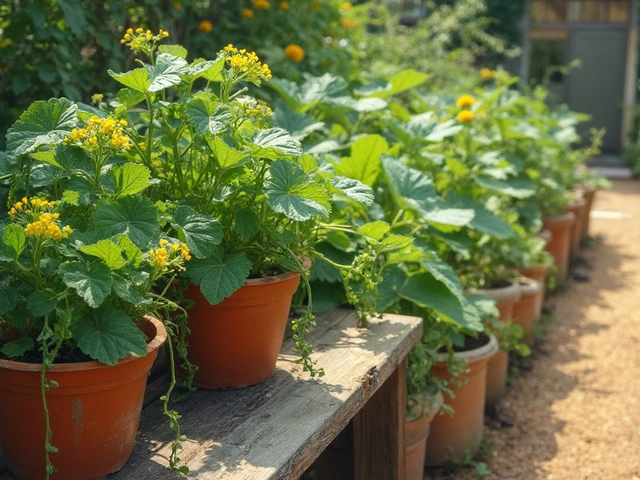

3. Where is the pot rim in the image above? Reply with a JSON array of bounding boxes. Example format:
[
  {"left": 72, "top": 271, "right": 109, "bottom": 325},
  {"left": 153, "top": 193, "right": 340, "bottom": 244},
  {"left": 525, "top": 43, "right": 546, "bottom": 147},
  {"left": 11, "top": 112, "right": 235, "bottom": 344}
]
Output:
[
  {"left": 475, "top": 280, "right": 521, "bottom": 305},
  {"left": 567, "top": 198, "right": 587, "bottom": 210},
  {"left": 438, "top": 334, "right": 499, "bottom": 363},
  {"left": 536, "top": 229, "right": 552, "bottom": 242},
  {"left": 516, "top": 276, "right": 541, "bottom": 296},
  {"left": 0, "top": 315, "right": 166, "bottom": 373},
  {"left": 242, "top": 269, "right": 301, "bottom": 286},
  {"left": 543, "top": 211, "right": 576, "bottom": 225},
  {"left": 518, "top": 263, "right": 550, "bottom": 273}
]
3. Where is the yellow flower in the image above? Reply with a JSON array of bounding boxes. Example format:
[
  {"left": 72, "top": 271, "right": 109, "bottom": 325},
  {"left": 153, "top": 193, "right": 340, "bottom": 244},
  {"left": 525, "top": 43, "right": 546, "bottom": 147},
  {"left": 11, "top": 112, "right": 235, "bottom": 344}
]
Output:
[
  {"left": 284, "top": 44, "right": 305, "bottom": 63},
  {"left": 220, "top": 45, "right": 272, "bottom": 80},
  {"left": 253, "top": 0, "right": 270, "bottom": 9},
  {"left": 341, "top": 2, "right": 352, "bottom": 9},
  {"left": 199, "top": 20, "right": 213, "bottom": 33},
  {"left": 65, "top": 115, "right": 132, "bottom": 152},
  {"left": 481, "top": 68, "right": 497, "bottom": 81},
  {"left": 280, "top": 1, "right": 289, "bottom": 9},
  {"left": 91, "top": 93, "right": 104, "bottom": 103},
  {"left": 456, "top": 95, "right": 476, "bottom": 109},
  {"left": 341, "top": 19, "right": 355, "bottom": 29},
  {"left": 457, "top": 110, "right": 475, "bottom": 123},
  {"left": 173, "top": 1, "right": 182, "bottom": 8},
  {"left": 240, "top": 9, "right": 254, "bottom": 18}
]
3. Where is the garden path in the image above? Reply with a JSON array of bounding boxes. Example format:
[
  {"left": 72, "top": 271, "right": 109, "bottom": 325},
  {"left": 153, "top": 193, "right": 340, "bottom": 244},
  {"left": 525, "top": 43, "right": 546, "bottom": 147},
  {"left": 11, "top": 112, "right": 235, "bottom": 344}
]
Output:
[{"left": 426, "top": 179, "right": 640, "bottom": 480}]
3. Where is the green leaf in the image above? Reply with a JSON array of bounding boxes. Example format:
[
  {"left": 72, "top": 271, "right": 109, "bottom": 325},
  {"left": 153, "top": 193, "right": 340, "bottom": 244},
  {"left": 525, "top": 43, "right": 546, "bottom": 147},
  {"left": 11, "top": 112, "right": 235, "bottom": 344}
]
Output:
[
  {"left": 334, "top": 134, "right": 389, "bottom": 187},
  {"left": 234, "top": 208, "right": 260, "bottom": 240},
  {"left": 184, "top": 57, "right": 225, "bottom": 81},
  {"left": 359, "top": 221, "right": 390, "bottom": 241},
  {"left": 112, "top": 274, "right": 146, "bottom": 305},
  {"left": 381, "top": 155, "right": 436, "bottom": 209},
  {"left": 421, "top": 257, "right": 465, "bottom": 302},
  {"left": 58, "top": 0, "right": 88, "bottom": 35},
  {"left": 475, "top": 177, "right": 536, "bottom": 199},
  {"left": 266, "top": 160, "right": 330, "bottom": 221},
  {"left": 117, "top": 235, "right": 143, "bottom": 267},
  {"left": 1, "top": 337, "right": 35, "bottom": 358},
  {"left": 250, "top": 128, "right": 303, "bottom": 159},
  {"left": 80, "top": 240, "right": 126, "bottom": 269},
  {"left": 146, "top": 53, "right": 189, "bottom": 92},
  {"left": 73, "top": 307, "right": 147, "bottom": 365},
  {"left": 447, "top": 194, "right": 513, "bottom": 238},
  {"left": 54, "top": 144, "right": 92, "bottom": 174},
  {"left": 113, "top": 164, "right": 151, "bottom": 198},
  {"left": 31, "top": 150, "right": 62, "bottom": 169},
  {"left": 0, "top": 286, "right": 18, "bottom": 315},
  {"left": 186, "top": 96, "right": 231, "bottom": 135},
  {"left": 94, "top": 196, "right": 160, "bottom": 248},
  {"left": 60, "top": 261, "right": 113, "bottom": 308},
  {"left": 27, "top": 290, "right": 58, "bottom": 317},
  {"left": 353, "top": 98, "right": 388, "bottom": 112},
  {"left": 188, "top": 247, "right": 252, "bottom": 305},
  {"left": 205, "top": 134, "right": 248, "bottom": 168},
  {"left": 271, "top": 103, "right": 325, "bottom": 141},
  {"left": 329, "top": 176, "right": 374, "bottom": 206},
  {"left": 108, "top": 68, "right": 151, "bottom": 93},
  {"left": 7, "top": 98, "right": 78, "bottom": 156},
  {"left": 158, "top": 44, "right": 188, "bottom": 59},
  {"left": 173, "top": 206, "right": 223, "bottom": 259},
  {"left": 115, "top": 88, "right": 146, "bottom": 107},
  {"left": 363, "top": 69, "right": 428, "bottom": 99},
  {"left": 3, "top": 224, "right": 27, "bottom": 259}
]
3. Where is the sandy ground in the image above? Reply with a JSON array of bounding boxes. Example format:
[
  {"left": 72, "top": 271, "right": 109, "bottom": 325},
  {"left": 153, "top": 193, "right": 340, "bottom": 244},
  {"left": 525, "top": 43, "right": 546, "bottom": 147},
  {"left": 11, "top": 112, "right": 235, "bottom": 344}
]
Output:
[{"left": 425, "top": 180, "right": 640, "bottom": 480}]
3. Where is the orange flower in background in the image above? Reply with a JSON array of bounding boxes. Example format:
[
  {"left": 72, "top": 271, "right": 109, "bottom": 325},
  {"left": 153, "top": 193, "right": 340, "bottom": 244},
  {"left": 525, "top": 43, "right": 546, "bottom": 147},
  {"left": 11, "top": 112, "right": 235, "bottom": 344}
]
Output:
[
  {"left": 481, "top": 68, "right": 497, "bottom": 80},
  {"left": 199, "top": 20, "right": 213, "bottom": 33},
  {"left": 280, "top": 1, "right": 289, "bottom": 9},
  {"left": 253, "top": 0, "right": 270, "bottom": 9},
  {"left": 173, "top": 1, "right": 182, "bottom": 9},
  {"left": 341, "top": 19, "right": 355, "bottom": 29},
  {"left": 341, "top": 2, "right": 352, "bottom": 9},
  {"left": 456, "top": 94, "right": 476, "bottom": 108},
  {"left": 284, "top": 44, "right": 305, "bottom": 62},
  {"left": 240, "top": 9, "right": 254, "bottom": 18},
  {"left": 457, "top": 110, "right": 475, "bottom": 123}
]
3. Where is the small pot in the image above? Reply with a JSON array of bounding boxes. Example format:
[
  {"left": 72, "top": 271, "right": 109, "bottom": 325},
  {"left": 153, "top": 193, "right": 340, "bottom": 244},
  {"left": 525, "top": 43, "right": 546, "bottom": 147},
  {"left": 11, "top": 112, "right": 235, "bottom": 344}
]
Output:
[
  {"left": 543, "top": 211, "right": 576, "bottom": 286},
  {"left": 185, "top": 271, "right": 301, "bottom": 389},
  {"left": 480, "top": 282, "right": 521, "bottom": 405},
  {"left": 517, "top": 263, "right": 549, "bottom": 319},
  {"left": 424, "top": 335, "right": 499, "bottom": 466},
  {"left": 405, "top": 391, "right": 443, "bottom": 480},
  {"left": 0, "top": 316, "right": 166, "bottom": 480},
  {"left": 566, "top": 198, "right": 587, "bottom": 258},
  {"left": 581, "top": 188, "right": 598, "bottom": 241},
  {"left": 512, "top": 277, "right": 542, "bottom": 346}
]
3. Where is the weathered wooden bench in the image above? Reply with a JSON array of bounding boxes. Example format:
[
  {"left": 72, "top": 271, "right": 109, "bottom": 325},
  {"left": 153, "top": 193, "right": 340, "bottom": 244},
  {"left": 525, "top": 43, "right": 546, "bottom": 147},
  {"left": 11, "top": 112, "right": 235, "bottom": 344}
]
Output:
[{"left": 0, "top": 309, "right": 422, "bottom": 479}]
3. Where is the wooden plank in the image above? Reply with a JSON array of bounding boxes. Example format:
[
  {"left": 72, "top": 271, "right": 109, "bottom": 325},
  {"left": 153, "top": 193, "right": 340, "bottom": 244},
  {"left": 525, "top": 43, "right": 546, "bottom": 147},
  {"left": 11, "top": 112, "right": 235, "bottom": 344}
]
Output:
[
  {"left": 353, "top": 359, "right": 407, "bottom": 480},
  {"left": 0, "top": 310, "right": 422, "bottom": 480}
]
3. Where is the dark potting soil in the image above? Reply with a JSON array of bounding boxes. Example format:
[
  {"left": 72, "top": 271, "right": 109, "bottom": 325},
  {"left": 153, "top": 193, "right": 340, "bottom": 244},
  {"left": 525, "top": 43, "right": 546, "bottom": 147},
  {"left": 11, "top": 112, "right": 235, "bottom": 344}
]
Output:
[
  {"left": 0, "top": 339, "right": 93, "bottom": 364},
  {"left": 487, "top": 279, "right": 513, "bottom": 289},
  {"left": 452, "top": 333, "right": 491, "bottom": 353}
]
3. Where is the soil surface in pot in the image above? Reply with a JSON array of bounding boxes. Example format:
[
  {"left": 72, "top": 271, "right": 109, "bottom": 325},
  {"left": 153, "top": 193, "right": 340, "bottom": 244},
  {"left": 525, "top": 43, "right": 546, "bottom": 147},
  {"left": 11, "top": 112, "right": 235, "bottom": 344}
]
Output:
[
  {"left": 0, "top": 341, "right": 92, "bottom": 364},
  {"left": 426, "top": 180, "right": 640, "bottom": 480},
  {"left": 450, "top": 334, "right": 491, "bottom": 353}
]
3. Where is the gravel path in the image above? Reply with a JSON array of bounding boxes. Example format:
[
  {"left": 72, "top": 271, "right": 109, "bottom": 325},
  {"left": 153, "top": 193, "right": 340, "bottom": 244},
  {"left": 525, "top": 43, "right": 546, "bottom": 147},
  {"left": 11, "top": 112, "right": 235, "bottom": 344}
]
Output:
[{"left": 426, "top": 180, "right": 640, "bottom": 480}]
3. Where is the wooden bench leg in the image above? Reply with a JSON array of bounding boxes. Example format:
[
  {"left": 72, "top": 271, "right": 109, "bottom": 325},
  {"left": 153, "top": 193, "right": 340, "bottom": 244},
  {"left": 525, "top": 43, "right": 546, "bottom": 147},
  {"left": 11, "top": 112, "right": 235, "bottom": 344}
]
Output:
[{"left": 353, "top": 359, "right": 407, "bottom": 480}]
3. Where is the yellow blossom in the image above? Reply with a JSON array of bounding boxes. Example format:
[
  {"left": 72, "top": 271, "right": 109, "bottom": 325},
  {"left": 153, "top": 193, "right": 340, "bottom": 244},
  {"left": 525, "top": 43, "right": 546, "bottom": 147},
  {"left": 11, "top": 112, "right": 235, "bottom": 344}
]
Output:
[
  {"left": 240, "top": 8, "right": 254, "bottom": 18},
  {"left": 457, "top": 110, "right": 475, "bottom": 123},
  {"left": 280, "top": 1, "right": 289, "bottom": 9},
  {"left": 481, "top": 68, "right": 497, "bottom": 81},
  {"left": 220, "top": 45, "right": 272, "bottom": 80},
  {"left": 341, "top": 2, "right": 352, "bottom": 9},
  {"left": 284, "top": 44, "right": 305, "bottom": 62},
  {"left": 253, "top": 0, "right": 270, "bottom": 9},
  {"left": 341, "top": 19, "right": 355, "bottom": 29},
  {"left": 199, "top": 20, "right": 213, "bottom": 33},
  {"left": 456, "top": 95, "right": 476, "bottom": 109},
  {"left": 91, "top": 93, "right": 104, "bottom": 104},
  {"left": 64, "top": 115, "right": 132, "bottom": 152}
]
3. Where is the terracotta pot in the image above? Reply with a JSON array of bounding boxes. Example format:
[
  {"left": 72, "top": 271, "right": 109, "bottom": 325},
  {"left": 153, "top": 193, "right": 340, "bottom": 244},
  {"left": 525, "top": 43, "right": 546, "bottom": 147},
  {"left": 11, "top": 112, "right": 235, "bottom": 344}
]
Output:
[
  {"left": 0, "top": 316, "right": 166, "bottom": 480},
  {"left": 424, "top": 335, "right": 499, "bottom": 466},
  {"left": 405, "top": 391, "right": 443, "bottom": 480},
  {"left": 566, "top": 199, "right": 587, "bottom": 258},
  {"left": 517, "top": 263, "right": 549, "bottom": 319},
  {"left": 480, "top": 282, "right": 521, "bottom": 405},
  {"left": 543, "top": 212, "right": 576, "bottom": 286},
  {"left": 581, "top": 189, "right": 597, "bottom": 241},
  {"left": 512, "top": 277, "right": 542, "bottom": 346},
  {"left": 185, "top": 271, "right": 301, "bottom": 389}
]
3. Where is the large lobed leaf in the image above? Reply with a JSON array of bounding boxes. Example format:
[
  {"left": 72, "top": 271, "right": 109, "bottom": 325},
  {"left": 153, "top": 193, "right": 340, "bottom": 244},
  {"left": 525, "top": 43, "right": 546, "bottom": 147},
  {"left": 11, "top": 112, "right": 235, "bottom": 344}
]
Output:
[
  {"left": 173, "top": 205, "right": 223, "bottom": 259},
  {"left": 94, "top": 196, "right": 160, "bottom": 248}
]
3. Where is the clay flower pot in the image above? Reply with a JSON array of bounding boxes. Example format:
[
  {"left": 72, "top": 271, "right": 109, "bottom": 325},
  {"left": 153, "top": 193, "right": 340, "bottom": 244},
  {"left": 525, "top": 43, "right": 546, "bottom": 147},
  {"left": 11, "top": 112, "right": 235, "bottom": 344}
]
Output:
[
  {"left": 480, "top": 282, "right": 521, "bottom": 406},
  {"left": 566, "top": 198, "right": 587, "bottom": 258},
  {"left": 581, "top": 188, "right": 598, "bottom": 241},
  {"left": 424, "top": 335, "right": 499, "bottom": 466},
  {"left": 185, "top": 271, "right": 301, "bottom": 389},
  {"left": 0, "top": 316, "right": 166, "bottom": 480},
  {"left": 517, "top": 263, "right": 549, "bottom": 319},
  {"left": 405, "top": 391, "right": 443, "bottom": 480},
  {"left": 543, "top": 212, "right": 576, "bottom": 286},
  {"left": 511, "top": 277, "right": 542, "bottom": 346}
]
